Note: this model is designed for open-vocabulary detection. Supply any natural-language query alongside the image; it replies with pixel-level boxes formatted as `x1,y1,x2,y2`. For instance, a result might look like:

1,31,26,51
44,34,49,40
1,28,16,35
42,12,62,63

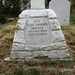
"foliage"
45,0,49,9
0,0,4,14
3,0,21,16
70,0,75,9
69,0,75,23
70,9,75,23
0,14,7,24
0,0,28,17
0,0,75,18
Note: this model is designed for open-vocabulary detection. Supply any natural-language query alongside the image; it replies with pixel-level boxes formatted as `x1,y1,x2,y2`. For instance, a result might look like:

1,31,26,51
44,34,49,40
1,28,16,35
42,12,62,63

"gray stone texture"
49,0,70,26
11,9,70,60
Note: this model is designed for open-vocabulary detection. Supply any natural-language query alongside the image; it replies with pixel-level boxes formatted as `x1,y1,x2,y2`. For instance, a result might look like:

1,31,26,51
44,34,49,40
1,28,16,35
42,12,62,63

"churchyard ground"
0,19,75,75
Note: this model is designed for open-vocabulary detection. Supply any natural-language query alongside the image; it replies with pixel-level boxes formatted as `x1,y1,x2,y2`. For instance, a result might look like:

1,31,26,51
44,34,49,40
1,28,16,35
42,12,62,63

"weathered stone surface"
12,43,25,50
25,45,49,51
45,9,57,19
13,30,25,43
24,41,67,51
24,57,34,60
25,17,51,46
49,0,70,26
19,9,57,19
31,0,45,9
19,10,30,19
17,19,27,29
50,41,67,50
48,50,70,59
11,51,32,59
43,41,67,51
51,30,65,43
49,19,61,30
32,51,48,57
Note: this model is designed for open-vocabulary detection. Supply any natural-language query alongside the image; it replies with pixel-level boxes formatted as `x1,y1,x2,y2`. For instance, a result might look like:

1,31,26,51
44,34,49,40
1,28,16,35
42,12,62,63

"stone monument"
10,0,70,60
49,0,70,26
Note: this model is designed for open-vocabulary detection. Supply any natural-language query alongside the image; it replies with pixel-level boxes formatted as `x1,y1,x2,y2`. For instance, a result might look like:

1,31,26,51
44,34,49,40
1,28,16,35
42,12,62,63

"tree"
3,0,21,16
1,0,28,16
0,0,4,14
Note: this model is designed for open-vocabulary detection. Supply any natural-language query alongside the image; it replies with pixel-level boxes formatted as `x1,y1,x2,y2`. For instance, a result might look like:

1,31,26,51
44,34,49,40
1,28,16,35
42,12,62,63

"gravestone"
49,0,70,26
31,0,45,9
10,0,70,60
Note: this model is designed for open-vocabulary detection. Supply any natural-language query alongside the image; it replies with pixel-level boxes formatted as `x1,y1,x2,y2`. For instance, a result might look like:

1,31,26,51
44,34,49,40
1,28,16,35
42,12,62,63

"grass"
0,18,17,59
12,69,44,75
0,19,75,75
61,24,75,59
0,17,18,32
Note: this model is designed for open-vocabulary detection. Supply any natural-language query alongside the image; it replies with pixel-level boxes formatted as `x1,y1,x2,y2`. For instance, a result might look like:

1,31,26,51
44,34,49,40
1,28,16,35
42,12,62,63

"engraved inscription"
25,17,51,45
27,19,48,36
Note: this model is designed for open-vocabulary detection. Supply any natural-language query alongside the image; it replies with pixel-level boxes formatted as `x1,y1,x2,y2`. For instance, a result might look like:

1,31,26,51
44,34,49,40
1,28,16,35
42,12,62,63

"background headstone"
31,0,45,9
49,0,70,26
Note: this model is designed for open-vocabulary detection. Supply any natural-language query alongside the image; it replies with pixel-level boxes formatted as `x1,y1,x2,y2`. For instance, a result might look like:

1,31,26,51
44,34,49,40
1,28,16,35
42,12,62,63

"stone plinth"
10,9,70,60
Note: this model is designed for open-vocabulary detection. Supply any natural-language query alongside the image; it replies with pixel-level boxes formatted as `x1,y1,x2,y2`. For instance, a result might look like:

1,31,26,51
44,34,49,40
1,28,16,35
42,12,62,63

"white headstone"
49,0,70,26
10,0,71,60
31,0,45,9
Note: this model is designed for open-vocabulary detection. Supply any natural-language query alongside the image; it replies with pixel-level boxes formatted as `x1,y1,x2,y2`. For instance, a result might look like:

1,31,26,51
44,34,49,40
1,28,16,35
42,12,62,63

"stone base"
4,57,73,62
10,49,70,60
10,9,71,60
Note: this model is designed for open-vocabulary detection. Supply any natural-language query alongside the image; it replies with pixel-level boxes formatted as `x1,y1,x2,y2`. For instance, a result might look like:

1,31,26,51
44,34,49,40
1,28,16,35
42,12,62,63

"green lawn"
0,17,18,32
